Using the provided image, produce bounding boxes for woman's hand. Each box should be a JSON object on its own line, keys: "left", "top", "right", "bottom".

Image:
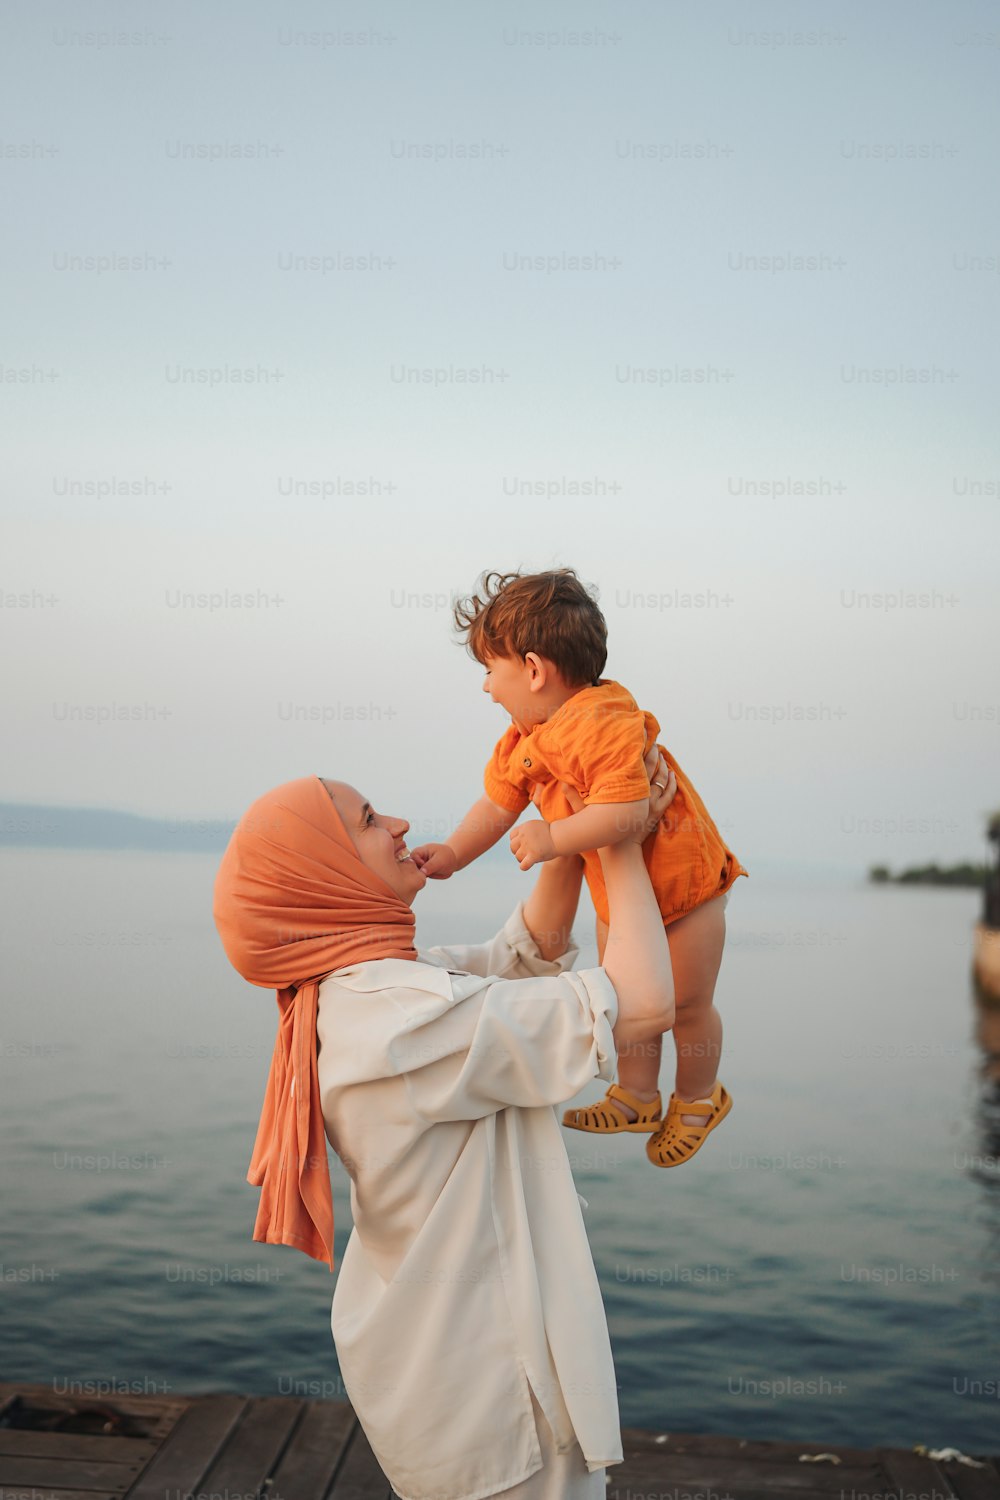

{"left": 640, "top": 749, "right": 677, "bottom": 841}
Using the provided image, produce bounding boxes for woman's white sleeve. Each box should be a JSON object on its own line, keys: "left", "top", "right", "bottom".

{"left": 418, "top": 900, "right": 580, "bottom": 981}
{"left": 392, "top": 966, "right": 618, "bottom": 1124}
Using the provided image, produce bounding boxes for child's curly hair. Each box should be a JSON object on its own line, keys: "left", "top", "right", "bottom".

{"left": 453, "top": 568, "right": 607, "bottom": 687}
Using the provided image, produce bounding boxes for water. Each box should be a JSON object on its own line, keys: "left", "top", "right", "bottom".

{"left": 2, "top": 848, "right": 998, "bottom": 1449}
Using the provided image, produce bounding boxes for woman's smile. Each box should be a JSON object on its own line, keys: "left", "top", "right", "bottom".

{"left": 320, "top": 779, "right": 426, "bottom": 901}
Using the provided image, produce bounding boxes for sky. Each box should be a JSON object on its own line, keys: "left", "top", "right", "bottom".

{"left": 2, "top": 0, "right": 998, "bottom": 877}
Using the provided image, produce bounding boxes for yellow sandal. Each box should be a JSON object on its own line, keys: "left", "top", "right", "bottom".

{"left": 645, "top": 1081, "right": 733, "bottom": 1167}
{"left": 562, "top": 1083, "right": 663, "bottom": 1134}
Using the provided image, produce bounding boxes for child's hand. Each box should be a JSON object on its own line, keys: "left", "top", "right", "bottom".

{"left": 509, "top": 820, "right": 556, "bottom": 872}
{"left": 409, "top": 843, "right": 459, "bottom": 879}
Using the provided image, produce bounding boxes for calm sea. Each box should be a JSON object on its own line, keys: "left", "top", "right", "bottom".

{"left": 1, "top": 848, "right": 998, "bottom": 1450}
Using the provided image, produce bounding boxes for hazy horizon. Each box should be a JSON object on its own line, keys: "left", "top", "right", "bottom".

{"left": 0, "top": 794, "right": 995, "bottom": 885}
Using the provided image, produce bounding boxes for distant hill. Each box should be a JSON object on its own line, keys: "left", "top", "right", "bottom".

{"left": 0, "top": 803, "right": 235, "bottom": 852}
{"left": 0, "top": 803, "right": 510, "bottom": 859}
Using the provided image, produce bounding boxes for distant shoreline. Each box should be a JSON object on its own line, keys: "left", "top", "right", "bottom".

{"left": 0, "top": 803, "right": 235, "bottom": 853}
{"left": 0, "top": 802, "right": 509, "bottom": 860}
{"left": 0, "top": 804, "right": 988, "bottom": 884}
{"left": 868, "top": 861, "right": 986, "bottom": 889}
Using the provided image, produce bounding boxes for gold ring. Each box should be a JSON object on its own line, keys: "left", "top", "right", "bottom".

{"left": 652, "top": 780, "right": 666, "bottom": 791}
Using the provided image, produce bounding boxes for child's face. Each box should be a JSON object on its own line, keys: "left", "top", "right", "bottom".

{"left": 481, "top": 652, "right": 544, "bottom": 728}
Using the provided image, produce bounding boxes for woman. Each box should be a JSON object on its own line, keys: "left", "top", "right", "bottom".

{"left": 213, "top": 750, "right": 677, "bottom": 1500}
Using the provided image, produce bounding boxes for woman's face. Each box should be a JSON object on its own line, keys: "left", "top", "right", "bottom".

{"left": 320, "top": 780, "right": 427, "bottom": 906}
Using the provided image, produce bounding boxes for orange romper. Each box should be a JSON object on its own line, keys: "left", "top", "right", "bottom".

{"left": 484, "top": 679, "right": 747, "bottom": 928}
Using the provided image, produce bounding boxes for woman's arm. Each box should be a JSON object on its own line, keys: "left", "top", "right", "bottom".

{"left": 558, "top": 748, "right": 677, "bottom": 1054}
{"left": 522, "top": 852, "right": 585, "bottom": 961}
{"left": 600, "top": 837, "right": 674, "bottom": 1055}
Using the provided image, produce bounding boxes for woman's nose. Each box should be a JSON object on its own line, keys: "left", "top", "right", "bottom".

{"left": 391, "top": 817, "right": 409, "bottom": 836}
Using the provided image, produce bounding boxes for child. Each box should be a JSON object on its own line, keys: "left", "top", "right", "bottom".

{"left": 410, "top": 568, "right": 747, "bottom": 1168}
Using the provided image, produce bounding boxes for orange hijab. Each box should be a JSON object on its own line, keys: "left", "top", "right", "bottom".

{"left": 212, "top": 775, "right": 418, "bottom": 1269}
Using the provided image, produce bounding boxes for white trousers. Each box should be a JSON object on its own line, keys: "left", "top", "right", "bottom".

{"left": 390, "top": 1388, "right": 609, "bottom": 1500}
{"left": 492, "top": 1389, "right": 608, "bottom": 1500}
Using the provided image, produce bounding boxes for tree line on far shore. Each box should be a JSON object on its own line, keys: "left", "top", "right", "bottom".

{"left": 868, "top": 862, "right": 987, "bottom": 887}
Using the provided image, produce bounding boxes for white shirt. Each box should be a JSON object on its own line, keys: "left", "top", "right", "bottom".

{"left": 315, "top": 902, "right": 623, "bottom": 1500}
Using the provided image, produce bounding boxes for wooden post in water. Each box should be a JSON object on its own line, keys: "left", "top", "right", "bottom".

{"left": 973, "top": 812, "right": 1000, "bottom": 1002}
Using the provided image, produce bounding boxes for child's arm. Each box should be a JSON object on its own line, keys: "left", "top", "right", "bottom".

{"left": 411, "top": 795, "right": 521, "bottom": 879}
{"left": 509, "top": 797, "right": 649, "bottom": 872}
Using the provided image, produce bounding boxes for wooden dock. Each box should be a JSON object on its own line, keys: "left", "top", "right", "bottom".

{"left": 2, "top": 1380, "right": 998, "bottom": 1500}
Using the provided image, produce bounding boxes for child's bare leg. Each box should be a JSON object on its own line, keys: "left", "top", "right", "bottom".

{"left": 667, "top": 894, "right": 727, "bottom": 1123}
{"left": 596, "top": 915, "right": 666, "bottom": 1122}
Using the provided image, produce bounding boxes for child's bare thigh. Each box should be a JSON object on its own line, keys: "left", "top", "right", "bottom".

{"left": 666, "top": 895, "right": 727, "bottom": 1010}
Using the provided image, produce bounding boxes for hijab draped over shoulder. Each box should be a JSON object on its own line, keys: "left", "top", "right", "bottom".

{"left": 212, "top": 775, "right": 418, "bottom": 1268}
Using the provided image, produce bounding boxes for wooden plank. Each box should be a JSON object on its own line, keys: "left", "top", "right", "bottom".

{"left": 0, "top": 1379, "right": 187, "bottom": 1482}
{"left": 610, "top": 1450, "right": 887, "bottom": 1495}
{"left": 194, "top": 1397, "right": 301, "bottom": 1494}
{"left": 123, "top": 1394, "right": 246, "bottom": 1498}
{"left": 625, "top": 1429, "right": 892, "bottom": 1467}
{"left": 0, "top": 1453, "right": 146, "bottom": 1487}
{"left": 0, "top": 1383, "right": 186, "bottom": 1425}
{"left": 330, "top": 1421, "right": 393, "bottom": 1499}
{"left": 609, "top": 1466, "right": 873, "bottom": 1500}
{"left": 609, "top": 1480, "right": 854, "bottom": 1500}
{"left": 945, "top": 1458, "right": 1000, "bottom": 1500}
{"left": 0, "top": 1490, "right": 117, "bottom": 1500}
{"left": 0, "top": 1429, "right": 159, "bottom": 1463}
{"left": 879, "top": 1448, "right": 960, "bottom": 1500}
{"left": 268, "top": 1399, "right": 357, "bottom": 1496}
{"left": 605, "top": 1441, "right": 1000, "bottom": 1500}
{"left": 0, "top": 1383, "right": 996, "bottom": 1500}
